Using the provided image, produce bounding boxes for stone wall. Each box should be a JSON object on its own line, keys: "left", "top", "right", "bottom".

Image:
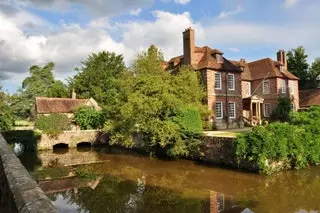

{"left": 0, "top": 134, "right": 56, "bottom": 213}
{"left": 37, "top": 130, "right": 100, "bottom": 150}
{"left": 195, "top": 136, "right": 256, "bottom": 171}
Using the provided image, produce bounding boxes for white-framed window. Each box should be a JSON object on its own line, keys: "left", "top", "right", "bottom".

{"left": 263, "top": 80, "right": 270, "bottom": 94}
{"left": 289, "top": 81, "right": 294, "bottom": 95}
{"left": 282, "top": 79, "right": 286, "bottom": 94}
{"left": 264, "top": 103, "right": 271, "bottom": 117}
{"left": 216, "top": 54, "right": 223, "bottom": 63}
{"left": 246, "top": 81, "right": 251, "bottom": 96}
{"left": 290, "top": 104, "right": 295, "bottom": 111}
{"left": 227, "top": 74, "right": 235, "bottom": 90}
{"left": 228, "top": 102, "right": 236, "bottom": 119}
{"left": 216, "top": 102, "right": 223, "bottom": 119}
{"left": 215, "top": 73, "right": 222, "bottom": 90}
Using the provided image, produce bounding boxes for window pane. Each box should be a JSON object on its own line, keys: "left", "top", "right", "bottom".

{"left": 229, "top": 102, "right": 236, "bottom": 118}
{"left": 215, "top": 73, "right": 221, "bottom": 89}
{"left": 263, "top": 81, "right": 270, "bottom": 94}
{"left": 282, "top": 80, "right": 286, "bottom": 93}
{"left": 216, "top": 102, "right": 223, "bottom": 119}
{"left": 264, "top": 104, "right": 271, "bottom": 117}
{"left": 246, "top": 82, "right": 251, "bottom": 96}
{"left": 228, "top": 74, "right": 235, "bottom": 90}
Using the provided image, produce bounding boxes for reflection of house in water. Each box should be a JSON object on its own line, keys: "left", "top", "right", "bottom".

{"left": 209, "top": 191, "right": 254, "bottom": 213}
{"left": 39, "top": 176, "right": 103, "bottom": 200}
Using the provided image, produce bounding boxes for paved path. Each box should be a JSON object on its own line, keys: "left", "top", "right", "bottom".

{"left": 204, "top": 127, "right": 252, "bottom": 138}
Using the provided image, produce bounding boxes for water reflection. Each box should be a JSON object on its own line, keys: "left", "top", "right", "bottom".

{"left": 22, "top": 147, "right": 320, "bottom": 213}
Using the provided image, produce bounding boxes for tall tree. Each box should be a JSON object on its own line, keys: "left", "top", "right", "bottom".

{"left": 70, "top": 51, "right": 126, "bottom": 118}
{"left": 107, "top": 45, "right": 206, "bottom": 157}
{"left": 287, "top": 46, "right": 309, "bottom": 89}
{"left": 309, "top": 58, "right": 320, "bottom": 89}
{"left": 10, "top": 62, "right": 69, "bottom": 119}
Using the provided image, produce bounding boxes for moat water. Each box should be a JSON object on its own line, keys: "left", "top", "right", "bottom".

{"left": 19, "top": 147, "right": 320, "bottom": 213}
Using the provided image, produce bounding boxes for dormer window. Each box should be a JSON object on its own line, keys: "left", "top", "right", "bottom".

{"left": 280, "top": 65, "right": 285, "bottom": 72}
{"left": 216, "top": 54, "right": 223, "bottom": 63}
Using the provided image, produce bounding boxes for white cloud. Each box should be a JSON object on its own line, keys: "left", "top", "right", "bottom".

{"left": 284, "top": 0, "right": 301, "bottom": 8}
{"left": 228, "top": 48, "right": 240, "bottom": 52}
{"left": 217, "top": 5, "right": 244, "bottom": 19}
{"left": 130, "top": 8, "right": 142, "bottom": 16}
{"left": 174, "top": 0, "right": 191, "bottom": 5}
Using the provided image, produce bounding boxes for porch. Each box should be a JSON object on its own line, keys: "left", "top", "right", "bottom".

{"left": 242, "top": 95, "right": 264, "bottom": 126}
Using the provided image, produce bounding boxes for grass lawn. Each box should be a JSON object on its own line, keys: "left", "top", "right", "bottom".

{"left": 14, "top": 120, "right": 34, "bottom": 126}
{"left": 204, "top": 127, "right": 252, "bottom": 138}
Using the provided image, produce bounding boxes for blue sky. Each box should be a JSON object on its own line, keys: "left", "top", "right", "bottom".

{"left": 1, "top": 0, "right": 319, "bottom": 93}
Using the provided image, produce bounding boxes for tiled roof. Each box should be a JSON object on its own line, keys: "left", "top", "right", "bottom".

{"left": 35, "top": 97, "right": 88, "bottom": 114}
{"left": 166, "top": 46, "right": 242, "bottom": 72}
{"left": 299, "top": 89, "right": 320, "bottom": 107}
{"left": 245, "top": 58, "right": 299, "bottom": 81}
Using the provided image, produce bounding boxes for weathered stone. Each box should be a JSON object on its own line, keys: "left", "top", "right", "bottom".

{"left": 0, "top": 133, "right": 57, "bottom": 213}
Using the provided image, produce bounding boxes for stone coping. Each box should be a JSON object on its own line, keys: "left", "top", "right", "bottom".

{"left": 0, "top": 134, "right": 57, "bottom": 213}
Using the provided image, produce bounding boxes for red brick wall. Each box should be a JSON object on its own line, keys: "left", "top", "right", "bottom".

{"left": 241, "top": 80, "right": 251, "bottom": 97}
{"left": 204, "top": 69, "right": 243, "bottom": 129}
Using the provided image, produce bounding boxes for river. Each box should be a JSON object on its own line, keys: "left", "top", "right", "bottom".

{"left": 19, "top": 146, "right": 320, "bottom": 213}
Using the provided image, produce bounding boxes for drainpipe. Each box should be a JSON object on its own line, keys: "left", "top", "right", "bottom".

{"left": 225, "top": 72, "right": 229, "bottom": 129}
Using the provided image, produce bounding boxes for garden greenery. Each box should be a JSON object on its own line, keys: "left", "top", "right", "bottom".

{"left": 35, "top": 114, "right": 71, "bottom": 137}
{"left": 74, "top": 107, "right": 105, "bottom": 130}
{"left": 236, "top": 106, "right": 320, "bottom": 174}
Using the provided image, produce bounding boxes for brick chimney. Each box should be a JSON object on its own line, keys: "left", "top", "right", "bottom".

{"left": 183, "top": 28, "right": 195, "bottom": 66}
{"left": 277, "top": 49, "right": 287, "bottom": 69}
{"left": 72, "top": 88, "right": 76, "bottom": 99}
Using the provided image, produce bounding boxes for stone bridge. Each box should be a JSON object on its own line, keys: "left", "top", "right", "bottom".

{"left": 37, "top": 130, "right": 105, "bottom": 150}
{"left": 0, "top": 134, "right": 56, "bottom": 213}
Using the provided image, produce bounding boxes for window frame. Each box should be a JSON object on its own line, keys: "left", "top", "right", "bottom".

{"left": 289, "top": 81, "right": 294, "bottom": 95}
{"left": 215, "top": 101, "right": 223, "bottom": 119}
{"left": 246, "top": 81, "right": 251, "bottom": 96}
{"left": 264, "top": 103, "right": 271, "bottom": 117}
{"left": 281, "top": 79, "right": 287, "bottom": 94}
{"left": 214, "top": 72, "right": 222, "bottom": 90}
{"left": 227, "top": 74, "right": 235, "bottom": 91}
{"left": 263, "top": 80, "right": 270, "bottom": 95}
{"left": 228, "top": 102, "right": 236, "bottom": 119}
{"left": 290, "top": 104, "right": 295, "bottom": 111}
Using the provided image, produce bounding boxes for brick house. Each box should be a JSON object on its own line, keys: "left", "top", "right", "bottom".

{"left": 299, "top": 88, "right": 320, "bottom": 109}
{"left": 165, "top": 28, "right": 299, "bottom": 129}
{"left": 240, "top": 50, "right": 299, "bottom": 125}
{"left": 166, "top": 28, "right": 245, "bottom": 129}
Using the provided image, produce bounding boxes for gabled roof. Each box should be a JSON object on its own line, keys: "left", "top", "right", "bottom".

{"left": 35, "top": 97, "right": 97, "bottom": 114}
{"left": 166, "top": 46, "right": 242, "bottom": 72}
{"left": 245, "top": 58, "right": 299, "bottom": 81}
{"left": 299, "top": 89, "right": 320, "bottom": 107}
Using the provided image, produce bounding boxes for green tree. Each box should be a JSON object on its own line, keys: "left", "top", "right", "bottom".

{"left": 287, "top": 46, "right": 309, "bottom": 89}
{"left": 271, "top": 97, "right": 292, "bottom": 122}
{"left": 70, "top": 51, "right": 126, "bottom": 118}
{"left": 309, "top": 58, "right": 320, "bottom": 88}
{"left": 106, "top": 45, "right": 206, "bottom": 157}
{"left": 0, "top": 84, "right": 14, "bottom": 130}
{"left": 10, "top": 62, "right": 69, "bottom": 119}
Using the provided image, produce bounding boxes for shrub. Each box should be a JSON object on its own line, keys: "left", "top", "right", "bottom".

{"left": 175, "top": 106, "right": 203, "bottom": 135}
{"left": 235, "top": 108, "right": 320, "bottom": 174}
{"left": 35, "top": 114, "right": 71, "bottom": 136}
{"left": 74, "top": 107, "right": 105, "bottom": 130}
{"left": 271, "top": 97, "right": 292, "bottom": 122}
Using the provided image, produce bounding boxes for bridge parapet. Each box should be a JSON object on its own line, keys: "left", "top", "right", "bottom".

{"left": 0, "top": 134, "right": 56, "bottom": 213}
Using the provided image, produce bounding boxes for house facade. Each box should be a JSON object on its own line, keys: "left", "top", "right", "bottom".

{"left": 165, "top": 28, "right": 299, "bottom": 129}
{"left": 167, "top": 28, "right": 245, "bottom": 129}
{"left": 240, "top": 51, "right": 299, "bottom": 125}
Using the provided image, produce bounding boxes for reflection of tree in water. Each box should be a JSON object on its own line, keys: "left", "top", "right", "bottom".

{"left": 51, "top": 174, "right": 209, "bottom": 213}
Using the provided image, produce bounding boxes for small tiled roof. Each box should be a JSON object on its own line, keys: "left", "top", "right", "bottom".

{"left": 299, "top": 89, "right": 320, "bottom": 107}
{"left": 247, "top": 58, "right": 299, "bottom": 80}
{"left": 35, "top": 97, "right": 88, "bottom": 114}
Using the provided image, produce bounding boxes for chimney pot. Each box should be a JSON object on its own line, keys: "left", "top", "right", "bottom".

{"left": 72, "top": 88, "right": 76, "bottom": 99}
{"left": 183, "top": 27, "right": 195, "bottom": 66}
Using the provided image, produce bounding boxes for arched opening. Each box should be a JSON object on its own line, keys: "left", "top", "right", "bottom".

{"left": 77, "top": 142, "right": 92, "bottom": 152}
{"left": 53, "top": 143, "right": 69, "bottom": 154}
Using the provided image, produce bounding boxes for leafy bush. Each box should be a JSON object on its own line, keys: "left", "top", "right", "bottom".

{"left": 236, "top": 107, "right": 320, "bottom": 174}
{"left": 271, "top": 97, "right": 292, "bottom": 122}
{"left": 35, "top": 114, "right": 71, "bottom": 136}
{"left": 175, "top": 106, "right": 203, "bottom": 134}
{"left": 74, "top": 107, "right": 105, "bottom": 130}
